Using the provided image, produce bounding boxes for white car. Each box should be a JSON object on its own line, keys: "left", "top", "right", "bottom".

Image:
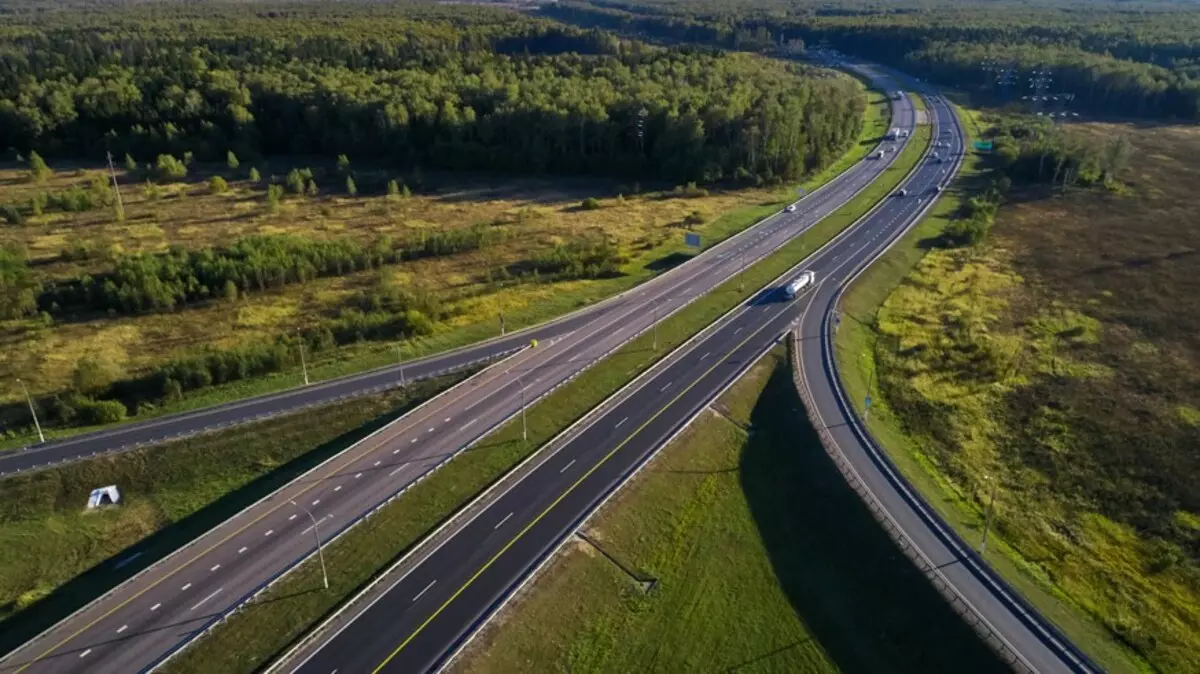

{"left": 786, "top": 204, "right": 797, "bottom": 213}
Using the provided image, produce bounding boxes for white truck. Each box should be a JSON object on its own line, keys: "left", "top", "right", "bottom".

{"left": 885, "top": 127, "right": 899, "bottom": 140}
{"left": 783, "top": 271, "right": 816, "bottom": 299}
{"left": 873, "top": 149, "right": 885, "bottom": 159}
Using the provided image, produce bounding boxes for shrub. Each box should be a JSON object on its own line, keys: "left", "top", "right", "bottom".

{"left": 248, "top": 166, "right": 261, "bottom": 183}
{"left": 27, "top": 151, "right": 51, "bottom": 183}
{"left": 580, "top": 197, "right": 602, "bottom": 210}
{"left": 226, "top": 150, "right": 240, "bottom": 171}
{"left": 2, "top": 205, "right": 24, "bottom": 225}
{"left": 683, "top": 211, "right": 705, "bottom": 226}
{"left": 209, "top": 176, "right": 229, "bottom": 194}
{"left": 154, "top": 154, "right": 187, "bottom": 181}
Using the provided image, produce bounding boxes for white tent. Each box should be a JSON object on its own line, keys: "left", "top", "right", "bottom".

{"left": 87, "top": 485, "right": 121, "bottom": 509}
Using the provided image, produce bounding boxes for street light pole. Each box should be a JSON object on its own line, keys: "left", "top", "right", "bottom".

{"left": 652, "top": 299, "right": 659, "bottom": 351}
{"left": 518, "top": 376, "right": 528, "bottom": 443}
{"left": 395, "top": 343, "right": 406, "bottom": 387}
{"left": 16, "top": 378, "right": 44, "bottom": 444}
{"left": 290, "top": 500, "right": 329, "bottom": 589}
{"left": 297, "top": 331, "right": 310, "bottom": 386}
{"left": 739, "top": 249, "right": 746, "bottom": 292}
{"left": 979, "top": 476, "right": 999, "bottom": 556}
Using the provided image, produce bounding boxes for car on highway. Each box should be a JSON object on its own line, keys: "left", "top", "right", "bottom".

{"left": 786, "top": 204, "right": 797, "bottom": 212}
{"left": 897, "top": 188, "right": 908, "bottom": 197}
{"left": 783, "top": 271, "right": 816, "bottom": 299}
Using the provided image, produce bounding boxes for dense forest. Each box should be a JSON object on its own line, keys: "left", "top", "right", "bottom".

{"left": 0, "top": 2, "right": 865, "bottom": 185}
{"left": 546, "top": 0, "right": 1200, "bottom": 120}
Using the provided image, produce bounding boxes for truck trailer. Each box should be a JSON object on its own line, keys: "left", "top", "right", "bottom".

{"left": 783, "top": 271, "right": 816, "bottom": 299}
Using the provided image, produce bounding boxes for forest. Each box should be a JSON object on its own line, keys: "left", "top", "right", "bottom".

{"left": 0, "top": 2, "right": 865, "bottom": 185}
{"left": 546, "top": 0, "right": 1200, "bottom": 120}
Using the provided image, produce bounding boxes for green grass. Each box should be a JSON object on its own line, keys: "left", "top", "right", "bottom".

{"left": 0, "top": 371, "right": 467, "bottom": 657}
{"left": 452, "top": 348, "right": 1006, "bottom": 674}
{"left": 0, "top": 87, "right": 893, "bottom": 453}
{"left": 160, "top": 94, "right": 931, "bottom": 674}
{"left": 831, "top": 103, "right": 1194, "bottom": 673}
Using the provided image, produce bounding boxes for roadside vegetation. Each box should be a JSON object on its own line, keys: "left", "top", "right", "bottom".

{"left": 0, "top": 370, "right": 467, "bottom": 656}
{"left": 0, "top": 1, "right": 871, "bottom": 444}
{"left": 453, "top": 349, "right": 1004, "bottom": 674}
{"left": 159, "top": 96, "right": 929, "bottom": 674}
{"left": 836, "top": 104, "right": 1200, "bottom": 673}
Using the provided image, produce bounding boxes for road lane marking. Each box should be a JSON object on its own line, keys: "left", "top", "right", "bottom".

{"left": 301, "top": 515, "right": 330, "bottom": 535}
{"left": 79, "top": 649, "right": 91, "bottom": 659}
{"left": 389, "top": 465, "right": 407, "bottom": 477}
{"left": 264, "top": 530, "right": 274, "bottom": 537}
{"left": 150, "top": 603, "right": 161, "bottom": 611}
{"left": 181, "top": 583, "right": 191, "bottom": 591}
{"left": 560, "top": 458, "right": 576, "bottom": 473}
{"left": 289, "top": 514, "right": 298, "bottom": 521}
{"left": 355, "top": 473, "right": 363, "bottom": 478}
{"left": 116, "top": 625, "right": 128, "bottom": 634}
{"left": 312, "top": 500, "right": 320, "bottom": 506}
{"left": 210, "top": 564, "right": 221, "bottom": 572}
{"left": 238, "top": 547, "right": 248, "bottom": 554}
{"left": 374, "top": 461, "right": 382, "bottom": 467}
{"left": 444, "top": 417, "right": 451, "bottom": 423}
{"left": 660, "top": 382, "right": 672, "bottom": 392}
{"left": 190, "top": 588, "right": 223, "bottom": 612}
{"left": 334, "top": 485, "right": 343, "bottom": 492}
{"left": 427, "top": 428, "right": 434, "bottom": 433}
{"left": 370, "top": 287, "right": 804, "bottom": 671}
{"left": 412, "top": 580, "right": 437, "bottom": 602}
{"left": 463, "top": 418, "right": 477, "bottom": 429}
{"left": 411, "top": 438, "right": 418, "bottom": 444}
{"left": 494, "top": 512, "right": 513, "bottom": 529}
{"left": 615, "top": 416, "right": 628, "bottom": 429}
{"left": 700, "top": 352, "right": 710, "bottom": 360}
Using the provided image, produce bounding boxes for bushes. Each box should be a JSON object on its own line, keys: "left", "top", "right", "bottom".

{"left": 209, "top": 176, "right": 229, "bottom": 194}
{"left": 2, "top": 205, "right": 23, "bottom": 225}
{"left": 154, "top": 154, "right": 187, "bottom": 181}
{"left": 580, "top": 197, "right": 602, "bottom": 210}
{"left": 525, "top": 237, "right": 623, "bottom": 280}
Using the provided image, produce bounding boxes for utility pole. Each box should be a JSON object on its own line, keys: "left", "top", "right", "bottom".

{"left": 499, "top": 312, "right": 505, "bottom": 336}
{"left": 739, "top": 250, "right": 746, "bottom": 292}
{"left": 394, "top": 343, "right": 406, "bottom": 387}
{"left": 105, "top": 151, "right": 125, "bottom": 222}
{"left": 290, "top": 501, "right": 329, "bottom": 589}
{"left": 17, "top": 378, "right": 44, "bottom": 444}
{"left": 297, "top": 331, "right": 310, "bottom": 386}
{"left": 518, "top": 376, "right": 528, "bottom": 443}
{"left": 979, "top": 475, "right": 999, "bottom": 555}
{"left": 652, "top": 299, "right": 659, "bottom": 351}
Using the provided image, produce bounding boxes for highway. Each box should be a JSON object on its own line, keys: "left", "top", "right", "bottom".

{"left": 0, "top": 66, "right": 916, "bottom": 674}
{"left": 284, "top": 89, "right": 1093, "bottom": 674}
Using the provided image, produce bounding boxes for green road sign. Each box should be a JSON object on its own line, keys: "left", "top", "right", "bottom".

{"left": 973, "top": 140, "right": 994, "bottom": 152}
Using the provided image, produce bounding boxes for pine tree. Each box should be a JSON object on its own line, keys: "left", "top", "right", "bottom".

{"left": 306, "top": 179, "right": 319, "bottom": 197}
{"left": 226, "top": 150, "right": 240, "bottom": 171}
{"left": 346, "top": 175, "right": 358, "bottom": 197}
{"left": 336, "top": 154, "right": 351, "bottom": 173}
{"left": 386, "top": 179, "right": 400, "bottom": 200}
{"left": 27, "top": 151, "right": 51, "bottom": 183}
{"left": 124, "top": 153, "right": 137, "bottom": 172}
{"left": 248, "top": 166, "right": 261, "bottom": 183}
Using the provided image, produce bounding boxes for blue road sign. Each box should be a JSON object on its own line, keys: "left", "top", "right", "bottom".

{"left": 865, "top": 395, "right": 873, "bottom": 409}
{"left": 685, "top": 232, "right": 702, "bottom": 248}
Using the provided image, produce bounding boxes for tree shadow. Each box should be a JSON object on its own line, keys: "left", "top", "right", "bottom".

{"left": 643, "top": 251, "right": 691, "bottom": 272}
{"left": 737, "top": 365, "right": 1009, "bottom": 674}
{"left": 0, "top": 381, "right": 452, "bottom": 659}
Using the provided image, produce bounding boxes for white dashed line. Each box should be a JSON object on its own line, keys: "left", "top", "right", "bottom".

{"left": 334, "top": 485, "right": 342, "bottom": 492}
{"left": 116, "top": 624, "right": 128, "bottom": 634}
{"left": 389, "top": 465, "right": 407, "bottom": 477}
{"left": 355, "top": 472, "right": 363, "bottom": 478}
{"left": 210, "top": 564, "right": 221, "bottom": 572}
{"left": 413, "top": 580, "right": 437, "bottom": 602}
{"left": 79, "top": 649, "right": 92, "bottom": 659}
{"left": 150, "top": 603, "right": 161, "bottom": 611}
{"left": 444, "top": 417, "right": 450, "bottom": 423}
{"left": 181, "top": 583, "right": 192, "bottom": 591}
{"left": 494, "top": 512, "right": 514, "bottom": 529}
{"left": 238, "top": 546, "right": 248, "bottom": 554}
{"left": 312, "top": 499, "right": 320, "bottom": 506}
{"left": 411, "top": 438, "right": 418, "bottom": 444}
{"left": 427, "top": 428, "right": 435, "bottom": 433}
{"left": 463, "top": 418, "right": 477, "bottom": 429}
{"left": 700, "top": 351, "right": 710, "bottom": 360}
{"left": 289, "top": 514, "right": 298, "bottom": 521}
{"left": 190, "top": 587, "right": 223, "bottom": 612}
{"left": 560, "top": 458, "right": 577, "bottom": 473}
{"left": 615, "top": 416, "right": 628, "bottom": 429}
{"left": 660, "top": 382, "right": 672, "bottom": 392}
{"left": 264, "top": 529, "right": 274, "bottom": 537}
{"left": 374, "top": 461, "right": 381, "bottom": 467}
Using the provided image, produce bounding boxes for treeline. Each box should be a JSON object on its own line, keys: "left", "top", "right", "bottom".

{"left": 0, "top": 3, "right": 866, "bottom": 185}
{"left": 546, "top": 0, "right": 1200, "bottom": 120}
{"left": 38, "top": 228, "right": 500, "bottom": 316}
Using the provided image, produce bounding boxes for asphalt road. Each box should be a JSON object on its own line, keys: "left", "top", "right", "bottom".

{"left": 0, "top": 66, "right": 915, "bottom": 674}
{"left": 288, "top": 90, "right": 1093, "bottom": 674}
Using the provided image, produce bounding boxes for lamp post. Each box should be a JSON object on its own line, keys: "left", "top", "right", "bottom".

{"left": 297, "top": 331, "right": 310, "bottom": 386}
{"left": 290, "top": 500, "right": 329, "bottom": 589}
{"left": 979, "top": 475, "right": 999, "bottom": 556}
{"left": 652, "top": 299, "right": 659, "bottom": 351}
{"left": 517, "top": 376, "right": 528, "bottom": 443}
{"left": 395, "top": 343, "right": 406, "bottom": 387}
{"left": 16, "top": 378, "right": 44, "bottom": 444}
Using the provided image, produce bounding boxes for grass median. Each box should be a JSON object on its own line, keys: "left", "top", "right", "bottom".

{"left": 162, "top": 98, "right": 930, "bottom": 674}
{"left": 452, "top": 348, "right": 1004, "bottom": 674}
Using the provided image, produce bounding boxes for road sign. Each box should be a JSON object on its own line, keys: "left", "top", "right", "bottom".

{"left": 684, "top": 232, "right": 702, "bottom": 248}
{"left": 865, "top": 395, "right": 872, "bottom": 409}
{"left": 796, "top": 186, "right": 807, "bottom": 197}
{"left": 973, "top": 140, "right": 994, "bottom": 152}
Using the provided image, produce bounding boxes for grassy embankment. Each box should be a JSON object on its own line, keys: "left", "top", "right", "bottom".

{"left": 0, "top": 371, "right": 467, "bottom": 656}
{"left": 453, "top": 349, "right": 1005, "bottom": 674}
{"left": 0, "top": 90, "right": 890, "bottom": 449}
{"left": 835, "top": 106, "right": 1200, "bottom": 672}
{"left": 160, "top": 97, "right": 928, "bottom": 674}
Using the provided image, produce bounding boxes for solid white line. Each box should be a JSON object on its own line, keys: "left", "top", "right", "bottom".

{"left": 79, "top": 649, "right": 92, "bottom": 658}
{"left": 181, "top": 583, "right": 192, "bottom": 591}
{"left": 116, "top": 625, "right": 128, "bottom": 634}
{"left": 560, "top": 458, "right": 576, "bottom": 473}
{"left": 413, "top": 580, "right": 437, "bottom": 602}
{"left": 150, "top": 603, "right": 161, "bottom": 611}
{"left": 615, "top": 416, "right": 628, "bottom": 429}
{"left": 210, "top": 564, "right": 221, "bottom": 572}
{"left": 190, "top": 587, "right": 223, "bottom": 612}
{"left": 238, "top": 547, "right": 248, "bottom": 554}
{"left": 494, "top": 512, "right": 514, "bottom": 529}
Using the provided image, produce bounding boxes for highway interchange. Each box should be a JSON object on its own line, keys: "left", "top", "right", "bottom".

{"left": 1, "top": 64, "right": 919, "bottom": 674}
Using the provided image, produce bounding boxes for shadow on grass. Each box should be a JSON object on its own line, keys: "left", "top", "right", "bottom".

{"left": 643, "top": 251, "right": 692, "bottom": 273}
{"left": 739, "top": 365, "right": 1009, "bottom": 674}
{"left": 0, "top": 378, "right": 456, "bottom": 659}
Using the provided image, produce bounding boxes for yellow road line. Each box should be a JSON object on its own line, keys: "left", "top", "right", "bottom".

{"left": 371, "top": 298, "right": 797, "bottom": 672}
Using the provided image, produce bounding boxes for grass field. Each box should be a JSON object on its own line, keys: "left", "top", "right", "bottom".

{"left": 835, "top": 109, "right": 1200, "bottom": 673}
{"left": 158, "top": 97, "right": 927, "bottom": 674}
{"left": 452, "top": 348, "right": 1005, "bottom": 674}
{"left": 0, "top": 371, "right": 466, "bottom": 656}
{"left": 0, "top": 89, "right": 891, "bottom": 447}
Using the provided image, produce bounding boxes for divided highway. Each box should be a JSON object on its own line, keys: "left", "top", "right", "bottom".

{"left": 0, "top": 67, "right": 915, "bottom": 674}
{"left": 285, "top": 90, "right": 1092, "bottom": 674}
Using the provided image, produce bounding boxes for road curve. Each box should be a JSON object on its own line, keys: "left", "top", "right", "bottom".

{"left": 0, "top": 67, "right": 915, "bottom": 674}
{"left": 285, "top": 82, "right": 1094, "bottom": 674}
